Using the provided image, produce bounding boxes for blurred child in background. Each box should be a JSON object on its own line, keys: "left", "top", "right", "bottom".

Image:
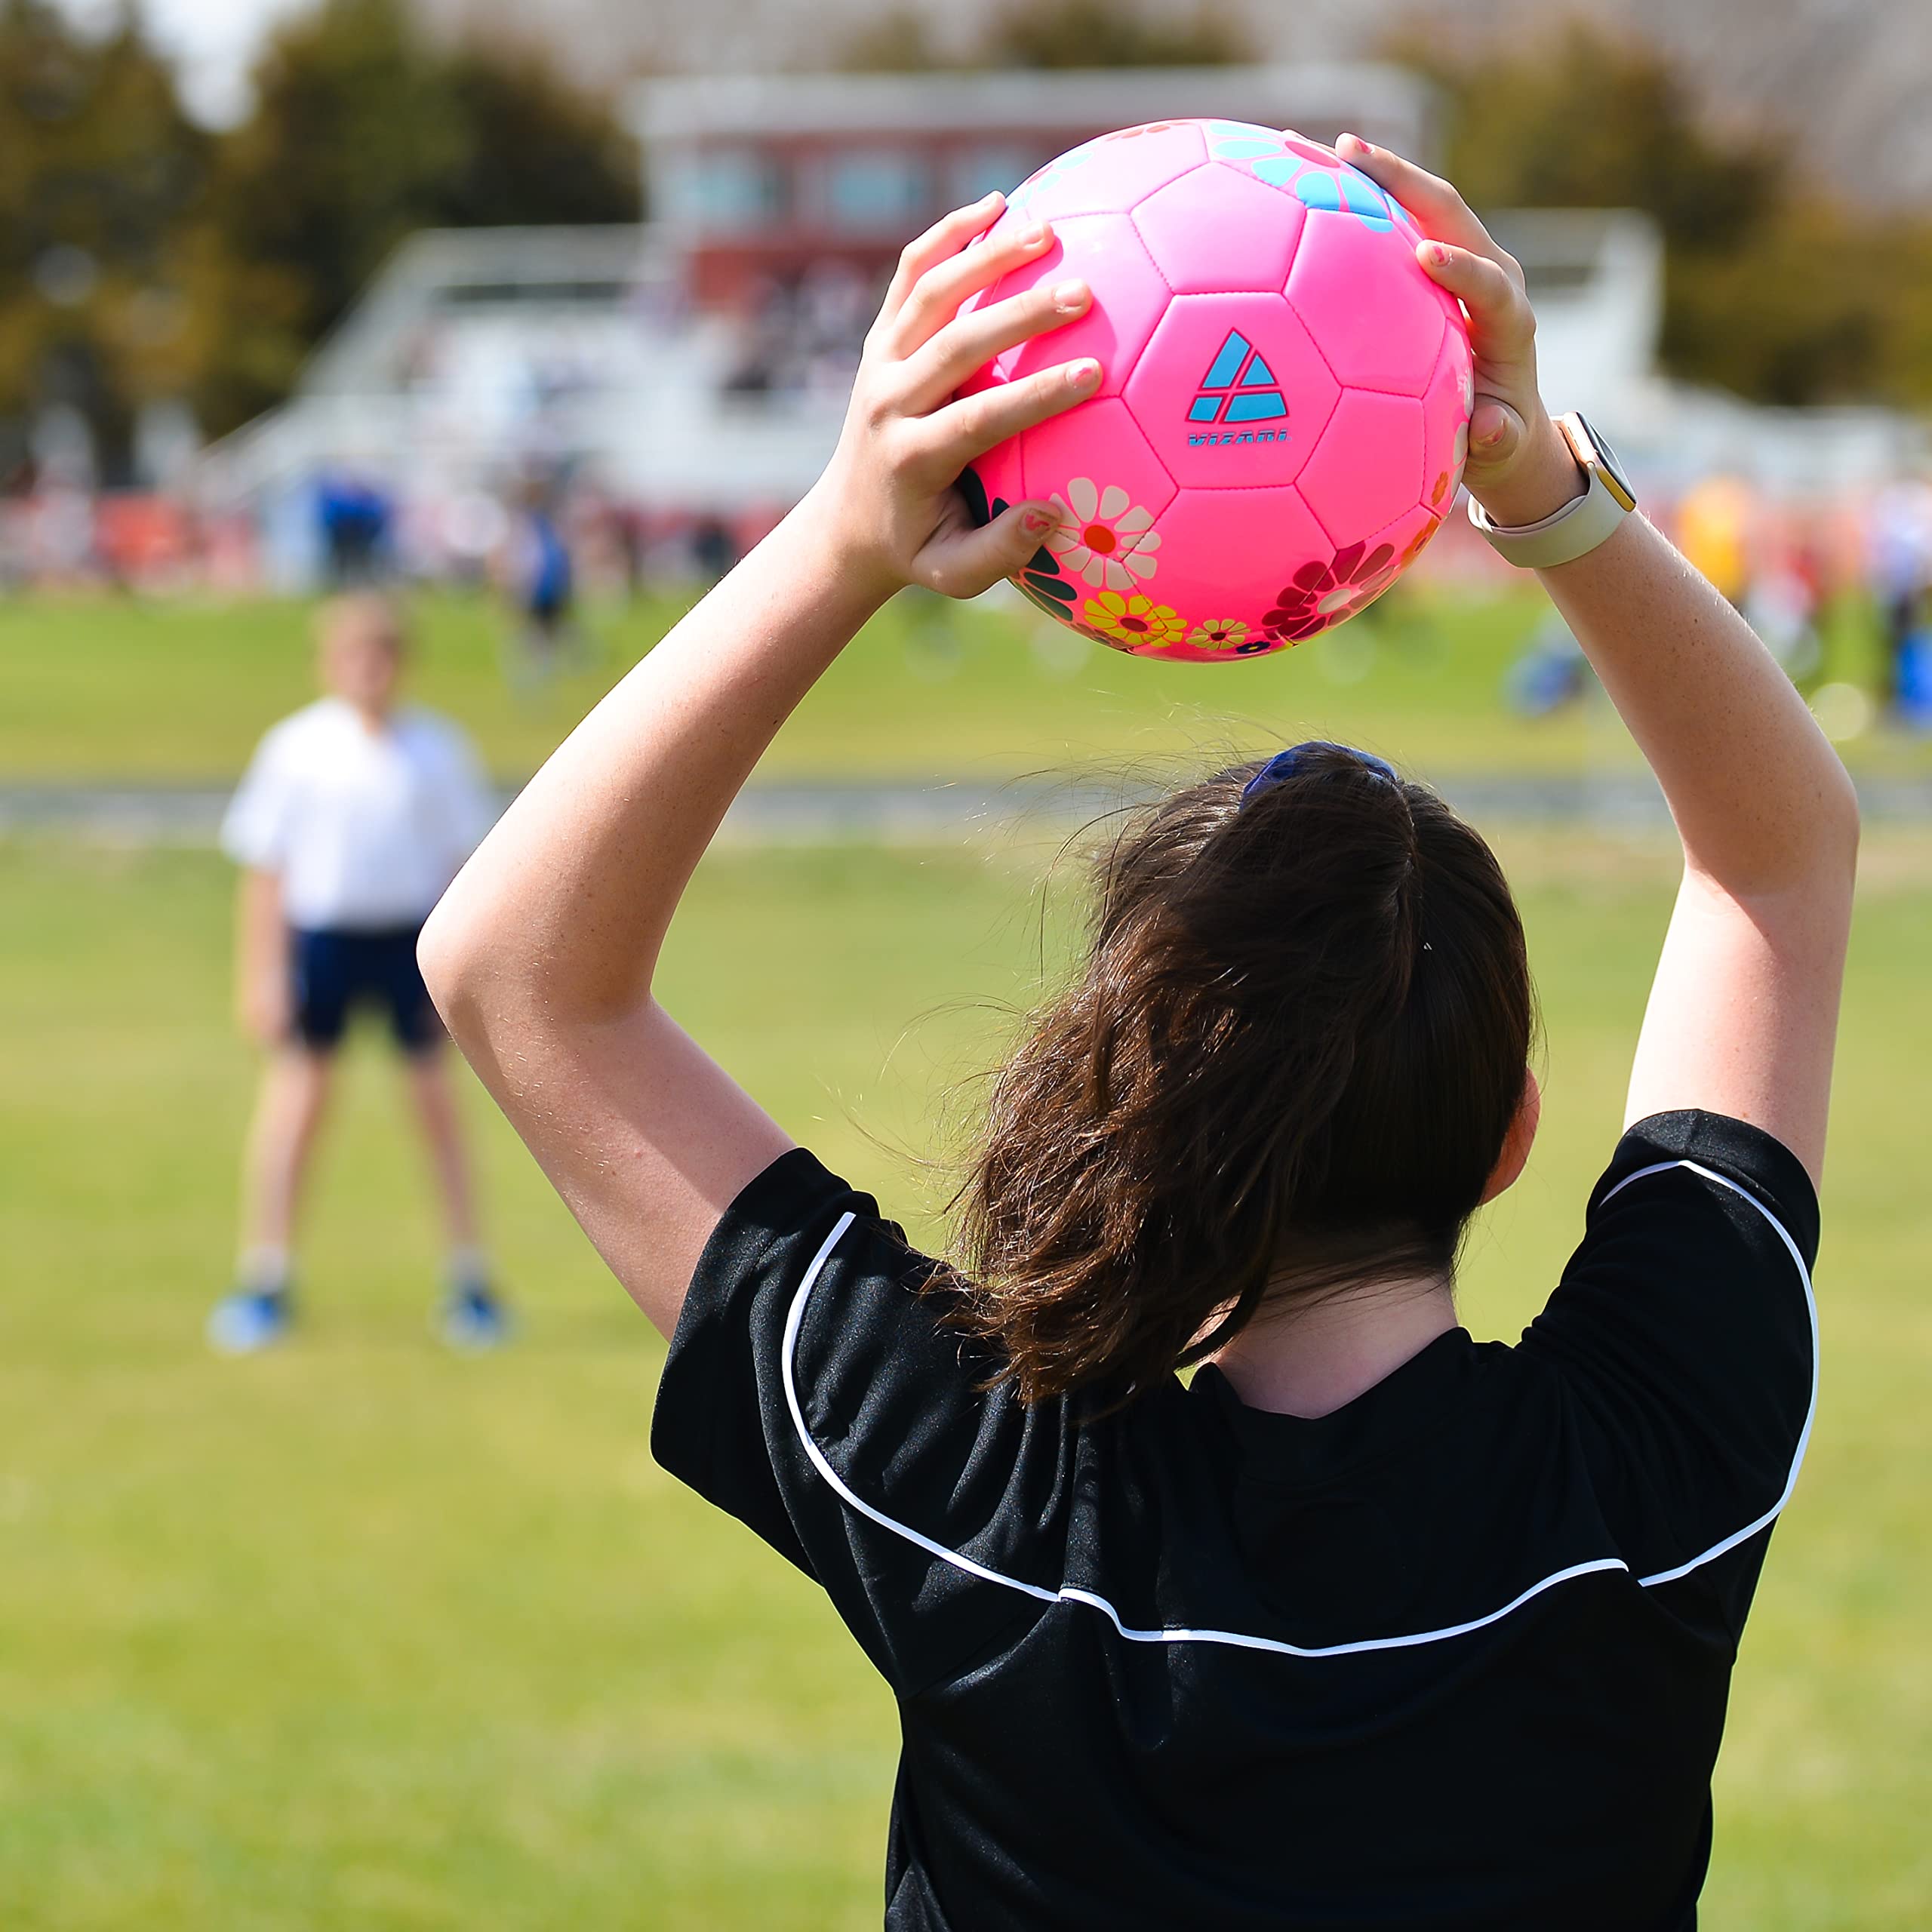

{"left": 1672, "top": 470, "right": 1755, "bottom": 611}
{"left": 1869, "top": 469, "right": 1932, "bottom": 717}
{"left": 211, "top": 593, "right": 508, "bottom": 1353}
{"left": 499, "top": 478, "right": 586, "bottom": 685}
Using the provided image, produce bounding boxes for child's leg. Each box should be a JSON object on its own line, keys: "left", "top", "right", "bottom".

{"left": 401, "top": 1049, "right": 482, "bottom": 1259}
{"left": 402, "top": 1047, "right": 508, "bottom": 1345}
{"left": 237, "top": 1045, "right": 334, "bottom": 1284}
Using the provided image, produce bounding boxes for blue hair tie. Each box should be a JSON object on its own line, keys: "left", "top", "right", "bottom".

{"left": 1239, "top": 741, "right": 1398, "bottom": 808}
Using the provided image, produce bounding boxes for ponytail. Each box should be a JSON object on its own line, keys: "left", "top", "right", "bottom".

{"left": 946, "top": 749, "right": 1534, "bottom": 1407}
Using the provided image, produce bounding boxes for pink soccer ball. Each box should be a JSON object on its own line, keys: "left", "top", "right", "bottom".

{"left": 957, "top": 120, "right": 1474, "bottom": 662}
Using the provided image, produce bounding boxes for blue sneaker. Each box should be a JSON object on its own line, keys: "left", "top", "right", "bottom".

{"left": 438, "top": 1283, "right": 510, "bottom": 1352}
{"left": 208, "top": 1287, "right": 294, "bottom": 1355}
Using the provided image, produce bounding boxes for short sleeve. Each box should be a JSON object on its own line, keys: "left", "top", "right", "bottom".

{"left": 1521, "top": 1111, "right": 1818, "bottom": 1629}
{"left": 651, "top": 1149, "right": 1075, "bottom": 1694}
{"left": 408, "top": 716, "right": 497, "bottom": 876}
{"left": 220, "top": 728, "right": 297, "bottom": 872}
{"left": 436, "top": 726, "right": 497, "bottom": 861}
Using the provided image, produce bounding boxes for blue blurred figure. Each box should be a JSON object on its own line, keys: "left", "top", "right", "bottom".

{"left": 316, "top": 471, "right": 393, "bottom": 588}
{"left": 1504, "top": 611, "right": 1591, "bottom": 718}
{"left": 499, "top": 479, "right": 588, "bottom": 685}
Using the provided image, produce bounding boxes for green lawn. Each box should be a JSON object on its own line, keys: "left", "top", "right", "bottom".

{"left": 2, "top": 832, "right": 1929, "bottom": 1927}
{"left": 0, "top": 580, "right": 1913, "bottom": 786}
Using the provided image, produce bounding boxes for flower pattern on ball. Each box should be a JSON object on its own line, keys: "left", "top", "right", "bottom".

{"left": 1186, "top": 618, "right": 1251, "bottom": 651}
{"left": 959, "top": 463, "right": 1081, "bottom": 625}
{"left": 1008, "top": 134, "right": 1109, "bottom": 211}
{"left": 1048, "top": 478, "right": 1161, "bottom": 589}
{"left": 1083, "top": 592, "right": 1186, "bottom": 651}
{"left": 1431, "top": 418, "right": 1470, "bottom": 508}
{"left": 1204, "top": 124, "right": 1404, "bottom": 231}
{"left": 1263, "top": 540, "right": 1401, "bottom": 640}
{"left": 1398, "top": 516, "right": 1443, "bottom": 568}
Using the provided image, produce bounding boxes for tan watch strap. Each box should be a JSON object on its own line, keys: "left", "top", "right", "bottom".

{"left": 1466, "top": 414, "right": 1635, "bottom": 570}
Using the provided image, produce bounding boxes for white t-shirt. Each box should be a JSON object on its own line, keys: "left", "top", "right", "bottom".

{"left": 222, "top": 699, "right": 497, "bottom": 931}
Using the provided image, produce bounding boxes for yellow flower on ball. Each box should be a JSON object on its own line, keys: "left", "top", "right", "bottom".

{"left": 1186, "top": 618, "right": 1251, "bottom": 651}
{"left": 1084, "top": 592, "right": 1186, "bottom": 652}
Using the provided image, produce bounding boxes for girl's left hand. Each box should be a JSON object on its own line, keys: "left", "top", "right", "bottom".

{"left": 805, "top": 192, "right": 1103, "bottom": 603}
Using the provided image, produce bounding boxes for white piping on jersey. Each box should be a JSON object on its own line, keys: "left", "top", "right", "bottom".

{"left": 780, "top": 1157, "right": 1817, "bottom": 1659}
{"left": 1599, "top": 1158, "right": 1820, "bottom": 1588}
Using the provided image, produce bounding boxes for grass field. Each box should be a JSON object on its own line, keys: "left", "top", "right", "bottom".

{"left": 3, "top": 831, "right": 1930, "bottom": 1928}
{"left": 0, "top": 579, "right": 1915, "bottom": 786}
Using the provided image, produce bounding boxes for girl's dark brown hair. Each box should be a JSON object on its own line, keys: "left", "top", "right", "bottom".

{"left": 949, "top": 747, "right": 1534, "bottom": 1407}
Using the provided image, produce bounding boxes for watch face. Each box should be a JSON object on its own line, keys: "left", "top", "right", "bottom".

{"left": 1576, "top": 414, "right": 1636, "bottom": 510}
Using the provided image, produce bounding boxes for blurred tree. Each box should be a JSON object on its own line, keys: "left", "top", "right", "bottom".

{"left": 1393, "top": 17, "right": 1932, "bottom": 407}
{"left": 843, "top": 0, "right": 1249, "bottom": 70}
{"left": 0, "top": 0, "right": 211, "bottom": 481}
{"left": 437, "top": 44, "right": 643, "bottom": 230}
{"left": 838, "top": 8, "right": 955, "bottom": 71}
{"left": 1408, "top": 23, "right": 1786, "bottom": 247}
{"left": 986, "top": 0, "right": 1251, "bottom": 68}
{"left": 195, "top": 0, "right": 639, "bottom": 435}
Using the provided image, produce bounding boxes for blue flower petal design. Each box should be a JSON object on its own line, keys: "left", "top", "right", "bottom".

{"left": 1211, "top": 135, "right": 1285, "bottom": 160}
{"left": 1340, "top": 168, "right": 1394, "bottom": 231}
{"left": 1205, "top": 122, "right": 1407, "bottom": 231}
{"left": 1293, "top": 172, "right": 1343, "bottom": 213}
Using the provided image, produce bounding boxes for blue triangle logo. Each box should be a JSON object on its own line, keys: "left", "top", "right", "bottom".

{"left": 1186, "top": 331, "right": 1287, "bottom": 424}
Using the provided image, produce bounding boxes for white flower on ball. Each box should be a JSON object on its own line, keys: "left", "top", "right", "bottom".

{"left": 1048, "top": 477, "right": 1161, "bottom": 590}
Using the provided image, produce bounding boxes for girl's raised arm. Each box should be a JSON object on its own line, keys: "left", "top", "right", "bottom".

{"left": 1344, "top": 137, "right": 1858, "bottom": 1189}
{"left": 417, "top": 195, "right": 1102, "bottom": 1335}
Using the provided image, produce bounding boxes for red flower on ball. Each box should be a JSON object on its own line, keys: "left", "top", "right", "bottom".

{"left": 1262, "top": 540, "right": 1401, "bottom": 641}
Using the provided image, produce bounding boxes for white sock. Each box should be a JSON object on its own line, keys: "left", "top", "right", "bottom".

{"left": 447, "top": 1245, "right": 492, "bottom": 1293}
{"left": 238, "top": 1244, "right": 291, "bottom": 1295}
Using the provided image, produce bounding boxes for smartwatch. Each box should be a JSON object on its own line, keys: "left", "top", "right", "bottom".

{"left": 1467, "top": 412, "right": 1638, "bottom": 569}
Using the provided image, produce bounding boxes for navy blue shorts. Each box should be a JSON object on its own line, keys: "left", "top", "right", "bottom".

{"left": 290, "top": 925, "right": 441, "bottom": 1054}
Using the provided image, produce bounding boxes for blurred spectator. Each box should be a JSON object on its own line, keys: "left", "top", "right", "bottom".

{"left": 498, "top": 479, "right": 588, "bottom": 683}
{"left": 1673, "top": 473, "right": 1755, "bottom": 611}
{"left": 211, "top": 594, "right": 508, "bottom": 1355}
{"left": 316, "top": 472, "right": 394, "bottom": 586}
{"left": 1743, "top": 531, "right": 1826, "bottom": 685}
{"left": 1504, "top": 611, "right": 1591, "bottom": 718}
{"left": 1868, "top": 472, "right": 1932, "bottom": 713}
{"left": 724, "top": 265, "right": 875, "bottom": 400}
{"left": 441, "top": 490, "right": 512, "bottom": 592}
{"left": 690, "top": 514, "right": 738, "bottom": 583}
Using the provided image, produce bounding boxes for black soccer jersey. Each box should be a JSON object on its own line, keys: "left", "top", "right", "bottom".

{"left": 651, "top": 1110, "right": 1817, "bottom": 1930}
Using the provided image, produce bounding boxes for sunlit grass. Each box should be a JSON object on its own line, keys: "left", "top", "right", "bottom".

{"left": 0, "top": 579, "right": 1912, "bottom": 788}
{"left": 2, "top": 833, "right": 1928, "bottom": 1925}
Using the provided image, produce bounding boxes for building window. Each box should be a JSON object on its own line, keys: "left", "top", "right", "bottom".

{"left": 946, "top": 145, "right": 1040, "bottom": 207}
{"left": 824, "top": 149, "right": 931, "bottom": 232}
{"left": 666, "top": 148, "right": 787, "bottom": 233}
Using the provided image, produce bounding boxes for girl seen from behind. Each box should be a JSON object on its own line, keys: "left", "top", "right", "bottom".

{"left": 419, "top": 137, "right": 1856, "bottom": 1929}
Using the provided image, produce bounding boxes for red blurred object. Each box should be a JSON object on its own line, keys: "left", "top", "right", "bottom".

{"left": 94, "top": 493, "right": 195, "bottom": 585}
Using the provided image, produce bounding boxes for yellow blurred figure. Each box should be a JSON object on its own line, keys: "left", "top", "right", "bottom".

{"left": 1674, "top": 475, "right": 1755, "bottom": 608}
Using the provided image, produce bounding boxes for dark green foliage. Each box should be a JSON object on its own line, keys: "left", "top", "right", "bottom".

{"left": 0, "top": 0, "right": 212, "bottom": 476}
{"left": 1394, "top": 17, "right": 1932, "bottom": 408}
{"left": 193, "top": 0, "right": 638, "bottom": 434}
{"left": 986, "top": 0, "right": 1251, "bottom": 69}
{"left": 0, "top": 0, "right": 640, "bottom": 450}
{"left": 842, "top": 0, "right": 1251, "bottom": 72}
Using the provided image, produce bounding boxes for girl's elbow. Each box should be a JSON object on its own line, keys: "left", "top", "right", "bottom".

{"left": 1821, "top": 759, "right": 1861, "bottom": 876}
{"left": 417, "top": 900, "right": 491, "bottom": 1020}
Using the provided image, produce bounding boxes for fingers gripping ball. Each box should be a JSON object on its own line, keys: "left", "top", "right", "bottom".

{"left": 957, "top": 120, "right": 1474, "bottom": 663}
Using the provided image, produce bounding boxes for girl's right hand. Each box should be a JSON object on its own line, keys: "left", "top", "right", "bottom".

{"left": 1334, "top": 135, "right": 1583, "bottom": 530}
{"left": 804, "top": 194, "right": 1101, "bottom": 605}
